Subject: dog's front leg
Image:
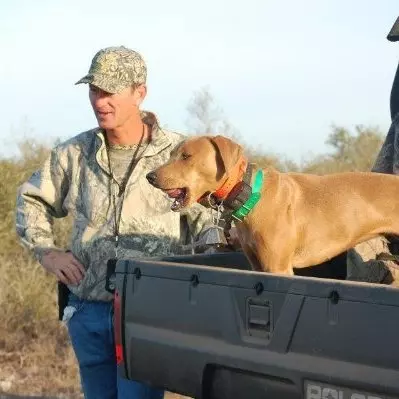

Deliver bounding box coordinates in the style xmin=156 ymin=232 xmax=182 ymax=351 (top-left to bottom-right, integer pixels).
xmin=240 ymin=244 xmax=263 ymax=272
xmin=260 ymin=253 xmax=294 ymax=276
xmin=252 ymin=232 xmax=295 ymax=276
xmin=237 ymin=221 xmax=295 ymax=275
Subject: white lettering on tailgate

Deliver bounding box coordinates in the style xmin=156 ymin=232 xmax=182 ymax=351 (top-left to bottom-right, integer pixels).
xmin=306 ymin=384 xmax=383 ymax=399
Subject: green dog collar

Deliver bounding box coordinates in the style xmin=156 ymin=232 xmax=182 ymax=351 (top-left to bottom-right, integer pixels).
xmin=231 ymin=169 xmax=264 ymax=221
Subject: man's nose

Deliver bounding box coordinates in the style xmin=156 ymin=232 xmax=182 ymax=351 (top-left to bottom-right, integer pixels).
xmin=146 ymin=171 xmax=157 ymax=185
xmin=93 ymin=95 xmax=108 ymax=109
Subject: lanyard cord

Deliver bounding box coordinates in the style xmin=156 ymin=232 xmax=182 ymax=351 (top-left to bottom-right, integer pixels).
xmin=105 ymin=124 xmax=145 ymax=257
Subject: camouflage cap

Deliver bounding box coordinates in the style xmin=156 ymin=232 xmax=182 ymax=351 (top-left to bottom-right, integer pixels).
xmin=75 ymin=46 xmax=147 ymax=93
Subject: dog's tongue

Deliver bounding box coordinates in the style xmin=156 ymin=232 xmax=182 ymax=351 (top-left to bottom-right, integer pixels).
xmin=165 ymin=188 xmax=183 ymax=198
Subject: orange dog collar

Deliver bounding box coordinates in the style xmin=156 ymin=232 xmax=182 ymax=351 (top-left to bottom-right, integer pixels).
xmin=213 ymin=156 xmax=248 ymax=201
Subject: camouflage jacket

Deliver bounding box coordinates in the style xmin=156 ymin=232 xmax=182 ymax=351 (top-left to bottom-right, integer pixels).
xmin=16 ymin=111 xmax=215 ymax=302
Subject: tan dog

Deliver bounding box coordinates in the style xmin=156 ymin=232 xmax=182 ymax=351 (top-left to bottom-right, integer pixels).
xmin=146 ymin=135 xmax=399 ymax=276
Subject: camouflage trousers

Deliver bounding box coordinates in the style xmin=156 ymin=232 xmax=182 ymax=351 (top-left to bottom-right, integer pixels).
xmin=347 ymin=236 xmax=399 ymax=286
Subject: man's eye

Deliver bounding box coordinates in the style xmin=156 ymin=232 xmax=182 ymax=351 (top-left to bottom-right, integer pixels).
xmin=182 ymin=153 xmax=191 ymax=160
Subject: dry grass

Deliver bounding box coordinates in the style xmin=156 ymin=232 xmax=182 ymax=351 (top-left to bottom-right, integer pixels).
xmin=0 ymin=141 xmax=82 ymax=397
xmin=0 ymin=252 xmax=82 ymax=398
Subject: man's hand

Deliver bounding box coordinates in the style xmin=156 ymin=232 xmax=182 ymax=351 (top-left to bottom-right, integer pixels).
xmin=41 ymin=250 xmax=86 ymax=286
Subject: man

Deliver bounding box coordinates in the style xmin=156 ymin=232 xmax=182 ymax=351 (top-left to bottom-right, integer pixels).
xmin=15 ymin=46 xmax=218 ymax=399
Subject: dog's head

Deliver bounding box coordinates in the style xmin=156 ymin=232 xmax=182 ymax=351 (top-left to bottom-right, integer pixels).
xmin=146 ymin=135 xmax=244 ymax=211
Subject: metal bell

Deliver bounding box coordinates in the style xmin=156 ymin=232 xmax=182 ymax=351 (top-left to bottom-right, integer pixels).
xmin=201 ymin=225 xmax=228 ymax=247
xmin=180 ymin=225 xmax=229 ymax=254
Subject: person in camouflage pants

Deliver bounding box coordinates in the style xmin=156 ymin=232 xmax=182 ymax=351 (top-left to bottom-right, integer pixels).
xmin=15 ymin=46 xmax=218 ymax=399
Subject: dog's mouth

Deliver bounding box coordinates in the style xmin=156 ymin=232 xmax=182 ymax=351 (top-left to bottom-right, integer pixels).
xmin=163 ymin=187 xmax=189 ymax=211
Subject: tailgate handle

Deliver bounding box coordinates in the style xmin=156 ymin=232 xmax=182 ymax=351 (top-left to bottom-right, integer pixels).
xmin=247 ymin=302 xmax=272 ymax=337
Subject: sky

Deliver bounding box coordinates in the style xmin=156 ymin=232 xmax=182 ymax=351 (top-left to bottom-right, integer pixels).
xmin=1 ymin=0 xmax=398 ymax=163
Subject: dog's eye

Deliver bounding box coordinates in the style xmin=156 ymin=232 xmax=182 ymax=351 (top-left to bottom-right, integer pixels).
xmin=181 ymin=152 xmax=191 ymax=160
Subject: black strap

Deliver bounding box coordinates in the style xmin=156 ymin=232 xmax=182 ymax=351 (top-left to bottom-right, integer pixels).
xmin=57 ymin=281 xmax=71 ymax=321
xmin=243 ymin=163 xmax=254 ymax=184
xmin=222 ymin=162 xmax=256 ymax=240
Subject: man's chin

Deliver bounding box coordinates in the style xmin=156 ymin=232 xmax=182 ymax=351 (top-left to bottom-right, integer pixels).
xmin=98 ymin=121 xmax=112 ymax=128
xmin=96 ymin=118 xmax=116 ymax=130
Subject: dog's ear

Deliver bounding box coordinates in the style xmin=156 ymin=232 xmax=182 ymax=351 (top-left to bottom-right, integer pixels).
xmin=210 ymin=135 xmax=243 ymax=176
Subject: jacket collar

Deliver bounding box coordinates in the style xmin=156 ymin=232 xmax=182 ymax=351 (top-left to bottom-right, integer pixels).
xmin=94 ymin=110 xmax=173 ymax=173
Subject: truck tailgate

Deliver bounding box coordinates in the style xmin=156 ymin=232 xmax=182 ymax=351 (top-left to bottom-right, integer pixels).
xmin=114 ymin=252 xmax=399 ymax=399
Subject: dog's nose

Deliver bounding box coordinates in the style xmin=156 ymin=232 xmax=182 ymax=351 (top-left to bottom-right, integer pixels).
xmin=146 ymin=171 xmax=157 ymax=185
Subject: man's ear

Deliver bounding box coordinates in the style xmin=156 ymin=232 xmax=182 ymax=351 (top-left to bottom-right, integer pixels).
xmin=133 ymin=84 xmax=147 ymax=107
xmin=209 ymin=135 xmax=243 ymax=177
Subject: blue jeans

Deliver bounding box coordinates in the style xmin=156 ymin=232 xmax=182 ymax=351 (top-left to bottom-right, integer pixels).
xmin=66 ymin=293 xmax=164 ymax=399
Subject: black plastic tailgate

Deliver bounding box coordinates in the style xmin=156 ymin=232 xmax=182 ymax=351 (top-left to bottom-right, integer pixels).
xmin=115 ymin=253 xmax=399 ymax=399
